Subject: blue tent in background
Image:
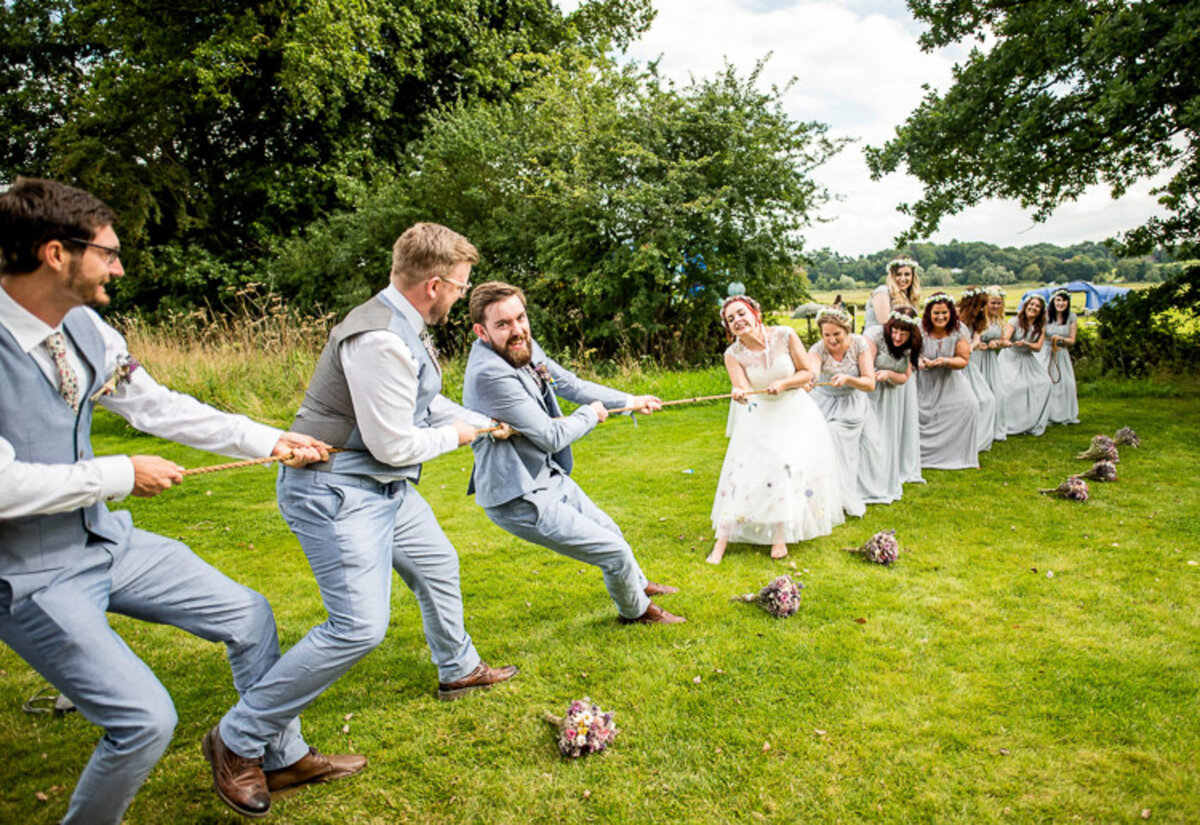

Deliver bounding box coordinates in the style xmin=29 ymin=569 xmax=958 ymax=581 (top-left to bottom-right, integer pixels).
xmin=1020 ymin=281 xmax=1131 ymax=312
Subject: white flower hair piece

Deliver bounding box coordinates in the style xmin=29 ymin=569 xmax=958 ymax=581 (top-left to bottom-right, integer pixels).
xmin=984 ymin=286 xmax=1006 ymax=297
xmin=922 ymin=292 xmax=954 ymax=308
xmin=887 ymin=256 xmax=920 ymax=273
xmin=959 ymin=287 xmax=984 ymax=300
xmin=816 ymin=306 xmax=853 ymax=327
xmin=887 ymin=310 xmax=919 ymax=327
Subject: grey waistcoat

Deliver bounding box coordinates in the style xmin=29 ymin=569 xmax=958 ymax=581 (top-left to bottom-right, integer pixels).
xmin=291 ymin=292 xmax=441 ymax=481
xmin=0 ymin=308 xmax=132 ymax=603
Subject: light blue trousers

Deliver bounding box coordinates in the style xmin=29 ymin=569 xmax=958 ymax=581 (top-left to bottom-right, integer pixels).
xmin=485 ymin=472 xmax=650 ymax=619
xmin=0 ymin=528 xmax=304 ymax=825
xmin=221 ymin=468 xmax=480 ymax=758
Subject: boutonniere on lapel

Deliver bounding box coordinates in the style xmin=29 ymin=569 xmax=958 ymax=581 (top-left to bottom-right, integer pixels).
xmin=89 ymin=353 xmax=140 ymax=402
xmin=533 ymin=362 xmax=556 ymax=388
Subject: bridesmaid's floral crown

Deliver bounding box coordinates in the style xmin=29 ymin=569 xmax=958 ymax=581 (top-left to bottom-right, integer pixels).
xmin=816 ymin=306 xmax=852 ymax=327
xmin=984 ymin=285 xmax=1006 ymax=297
xmin=887 ymin=310 xmax=919 ymax=328
xmin=922 ymin=292 xmax=954 ymax=307
xmin=1050 ymin=288 xmax=1070 ymax=301
xmin=887 ymin=256 xmax=920 ymax=274
xmin=959 ymin=287 xmax=985 ymax=300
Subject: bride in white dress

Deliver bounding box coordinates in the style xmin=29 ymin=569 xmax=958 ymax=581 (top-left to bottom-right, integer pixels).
xmin=708 ymin=296 xmax=845 ymax=563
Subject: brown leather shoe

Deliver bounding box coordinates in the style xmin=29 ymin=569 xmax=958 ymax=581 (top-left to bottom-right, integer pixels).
xmin=201 ymin=726 xmax=270 ymax=818
xmin=618 ymin=602 xmax=686 ymax=625
xmin=644 ymin=582 xmax=680 ymax=596
xmin=437 ymin=661 xmax=519 ymax=701
xmin=265 ymin=747 xmax=367 ymax=797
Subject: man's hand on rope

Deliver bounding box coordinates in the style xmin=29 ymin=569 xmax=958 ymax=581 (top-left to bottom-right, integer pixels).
xmin=272 ymin=432 xmax=331 ymax=467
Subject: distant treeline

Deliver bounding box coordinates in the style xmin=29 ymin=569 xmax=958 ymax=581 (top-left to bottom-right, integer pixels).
xmin=804 ymin=241 xmax=1181 ymax=290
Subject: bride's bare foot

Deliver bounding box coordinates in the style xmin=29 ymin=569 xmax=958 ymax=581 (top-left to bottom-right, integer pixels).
xmin=706 ymin=541 xmax=727 ymax=565
xmin=770 ymin=543 xmax=788 ymax=560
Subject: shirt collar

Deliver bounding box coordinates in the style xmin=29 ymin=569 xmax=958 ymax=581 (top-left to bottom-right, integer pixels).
xmin=381 ymin=283 xmax=426 ymax=335
xmin=0 ymin=282 xmax=58 ymax=354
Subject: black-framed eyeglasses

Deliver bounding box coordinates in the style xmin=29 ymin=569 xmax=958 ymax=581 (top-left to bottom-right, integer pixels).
xmin=437 ymin=274 xmax=471 ymax=296
xmin=63 ymin=238 xmax=121 ymax=266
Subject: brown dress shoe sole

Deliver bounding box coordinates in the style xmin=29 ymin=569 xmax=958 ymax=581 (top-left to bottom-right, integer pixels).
xmin=268 ymin=756 xmax=368 ymax=798
xmin=201 ymin=730 xmax=270 ymax=819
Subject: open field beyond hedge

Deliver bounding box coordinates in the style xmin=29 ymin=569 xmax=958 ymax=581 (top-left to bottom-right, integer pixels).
xmin=1 ymin=364 xmax=1197 ymax=823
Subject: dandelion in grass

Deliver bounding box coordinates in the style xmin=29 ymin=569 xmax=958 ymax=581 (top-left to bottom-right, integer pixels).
xmin=88 ymin=354 xmax=140 ymax=402
xmin=846 ymin=529 xmax=902 ymax=566
xmin=544 ymin=698 xmax=617 ymax=758
xmin=733 ymin=575 xmax=803 ymax=618
xmin=1039 ymin=476 xmax=1089 ymax=502
xmin=1076 ymin=460 xmax=1117 ymax=482
xmin=1075 ymin=435 xmax=1119 ymax=463
xmin=1113 ymin=427 xmax=1140 ymax=447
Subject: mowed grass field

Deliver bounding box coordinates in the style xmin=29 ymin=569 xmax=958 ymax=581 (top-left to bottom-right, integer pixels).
xmin=0 ymin=365 xmax=1197 ymax=823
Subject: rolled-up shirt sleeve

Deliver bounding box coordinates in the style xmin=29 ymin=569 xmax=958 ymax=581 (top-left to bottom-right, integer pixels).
xmin=341 ymin=331 xmax=458 ymax=467
xmin=0 ymin=436 xmax=134 ymax=518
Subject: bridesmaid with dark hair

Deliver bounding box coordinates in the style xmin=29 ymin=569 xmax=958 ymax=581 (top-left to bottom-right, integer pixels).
xmin=1045 ymin=288 xmax=1080 ymax=425
xmin=957 ymin=286 xmax=1002 ymax=449
xmin=916 ymin=293 xmax=979 ymax=470
xmin=859 ymin=307 xmax=921 ymax=504
xmin=998 ymin=294 xmax=1052 ymax=436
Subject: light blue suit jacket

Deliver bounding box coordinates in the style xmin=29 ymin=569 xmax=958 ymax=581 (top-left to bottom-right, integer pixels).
xmin=462 ymin=338 xmax=627 ymax=508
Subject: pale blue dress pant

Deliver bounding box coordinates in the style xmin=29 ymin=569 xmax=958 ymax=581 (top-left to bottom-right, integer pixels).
xmin=0 ymin=528 xmax=304 ymax=825
xmin=484 ymin=472 xmax=650 ymax=619
xmin=221 ymin=467 xmax=480 ymax=758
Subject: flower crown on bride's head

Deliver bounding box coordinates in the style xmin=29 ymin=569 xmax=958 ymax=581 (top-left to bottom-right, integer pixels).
xmin=887 ymin=310 xmax=919 ymax=328
xmin=887 ymin=256 xmax=920 ymax=274
xmin=922 ymin=292 xmax=954 ymax=307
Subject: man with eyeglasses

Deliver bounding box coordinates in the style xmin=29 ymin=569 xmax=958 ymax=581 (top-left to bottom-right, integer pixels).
xmin=0 ymin=176 xmax=364 ymax=824
xmin=213 ymin=222 xmax=518 ymax=809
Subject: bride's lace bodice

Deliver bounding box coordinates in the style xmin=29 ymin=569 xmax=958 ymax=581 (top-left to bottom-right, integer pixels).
xmin=726 ymin=326 xmax=800 ymax=391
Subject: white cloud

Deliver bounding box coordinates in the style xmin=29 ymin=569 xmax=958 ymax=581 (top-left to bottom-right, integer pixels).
xmin=556 ymin=0 xmax=1169 ymax=256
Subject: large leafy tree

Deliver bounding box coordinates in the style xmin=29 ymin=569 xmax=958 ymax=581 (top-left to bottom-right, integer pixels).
xmin=0 ymin=0 xmax=652 ymax=308
xmin=866 ymin=0 xmax=1200 ymax=257
xmin=273 ymin=53 xmax=843 ymax=363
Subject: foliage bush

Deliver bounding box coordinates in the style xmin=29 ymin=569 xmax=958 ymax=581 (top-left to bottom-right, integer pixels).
xmin=1088 ymin=264 xmax=1200 ymax=376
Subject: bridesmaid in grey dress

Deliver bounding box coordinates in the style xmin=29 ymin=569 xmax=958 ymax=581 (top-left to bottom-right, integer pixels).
xmin=1045 ymin=289 xmax=1080 ymax=425
xmin=998 ymin=294 xmax=1052 ymax=436
xmin=864 ymin=256 xmax=923 ymax=329
xmin=972 ymin=287 xmax=1009 ymax=437
xmin=810 ymin=307 xmax=876 ymax=517
xmin=957 ymin=286 xmax=1000 ymax=451
xmin=916 ymin=293 xmax=979 ymax=470
xmin=859 ymin=308 xmax=921 ymax=505
xmin=863 ymin=257 xmax=924 ymax=485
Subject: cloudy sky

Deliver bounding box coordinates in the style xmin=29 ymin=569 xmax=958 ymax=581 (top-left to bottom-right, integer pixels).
xmin=557 ymin=0 xmax=1169 ymax=257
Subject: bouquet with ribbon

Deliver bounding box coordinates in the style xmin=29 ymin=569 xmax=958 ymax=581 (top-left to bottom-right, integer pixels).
xmin=733 ymin=575 xmax=803 ymax=618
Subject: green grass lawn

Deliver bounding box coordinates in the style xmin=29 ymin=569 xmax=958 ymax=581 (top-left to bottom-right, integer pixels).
xmin=2 ymin=380 xmax=1197 ymax=823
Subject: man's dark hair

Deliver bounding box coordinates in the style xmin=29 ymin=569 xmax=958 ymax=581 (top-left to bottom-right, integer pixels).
xmin=0 ymin=178 xmax=116 ymax=275
xmin=469 ymin=281 xmax=526 ymax=326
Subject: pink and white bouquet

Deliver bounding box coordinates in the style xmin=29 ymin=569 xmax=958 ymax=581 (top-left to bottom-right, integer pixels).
xmin=1039 ymin=476 xmax=1089 ymax=502
xmin=1113 ymin=427 xmax=1140 ymax=447
xmin=733 ymin=575 xmax=803 ymax=618
xmin=545 ymin=698 xmax=618 ymax=758
xmin=1075 ymin=435 xmax=1119 ymax=463
xmin=847 ymin=529 xmax=902 ymax=566
xmin=1076 ymin=460 xmax=1117 ymax=482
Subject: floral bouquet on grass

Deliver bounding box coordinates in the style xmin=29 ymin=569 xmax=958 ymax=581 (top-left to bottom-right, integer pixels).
xmin=543 ymin=698 xmax=617 ymax=758
xmin=1076 ymin=460 xmax=1117 ymax=482
xmin=846 ymin=529 xmax=902 ymax=566
xmin=1039 ymin=476 xmax=1089 ymax=502
xmin=1113 ymin=427 xmax=1140 ymax=447
xmin=1075 ymin=434 xmax=1119 ymax=463
xmin=732 ymin=575 xmax=803 ymax=618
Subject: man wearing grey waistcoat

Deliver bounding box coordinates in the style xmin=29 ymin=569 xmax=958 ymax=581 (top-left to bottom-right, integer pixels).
xmin=463 ymin=281 xmax=685 ymax=625
xmin=0 ymin=177 xmax=359 ymax=824
xmin=213 ymin=224 xmax=518 ymax=813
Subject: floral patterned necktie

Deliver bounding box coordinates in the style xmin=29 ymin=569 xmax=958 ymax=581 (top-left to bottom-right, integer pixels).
xmin=45 ymin=332 xmax=80 ymax=412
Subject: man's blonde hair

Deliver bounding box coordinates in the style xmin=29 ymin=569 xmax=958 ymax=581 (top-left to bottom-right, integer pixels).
xmin=390 ymin=222 xmax=479 ymax=289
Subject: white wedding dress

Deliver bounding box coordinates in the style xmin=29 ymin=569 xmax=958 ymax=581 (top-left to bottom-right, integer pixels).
xmin=711 ymin=327 xmax=845 ymax=544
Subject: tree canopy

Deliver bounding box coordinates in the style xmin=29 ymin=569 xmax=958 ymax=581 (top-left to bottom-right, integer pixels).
xmin=273 ymin=53 xmax=843 ymax=362
xmin=865 ymin=0 xmax=1200 ymax=258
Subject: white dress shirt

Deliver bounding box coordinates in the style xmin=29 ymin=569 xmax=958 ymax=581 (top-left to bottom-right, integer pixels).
xmin=343 ymin=285 xmax=488 ymax=471
xmin=0 ymin=285 xmax=281 ymax=519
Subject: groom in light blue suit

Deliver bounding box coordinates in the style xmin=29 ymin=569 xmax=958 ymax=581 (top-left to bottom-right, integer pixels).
xmin=462 ymin=282 xmax=684 ymax=625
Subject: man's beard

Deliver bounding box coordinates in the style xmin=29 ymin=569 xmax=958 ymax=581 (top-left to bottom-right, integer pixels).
xmin=496 ymin=335 xmax=532 ymax=368
xmin=68 ymin=257 xmax=109 ymax=308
